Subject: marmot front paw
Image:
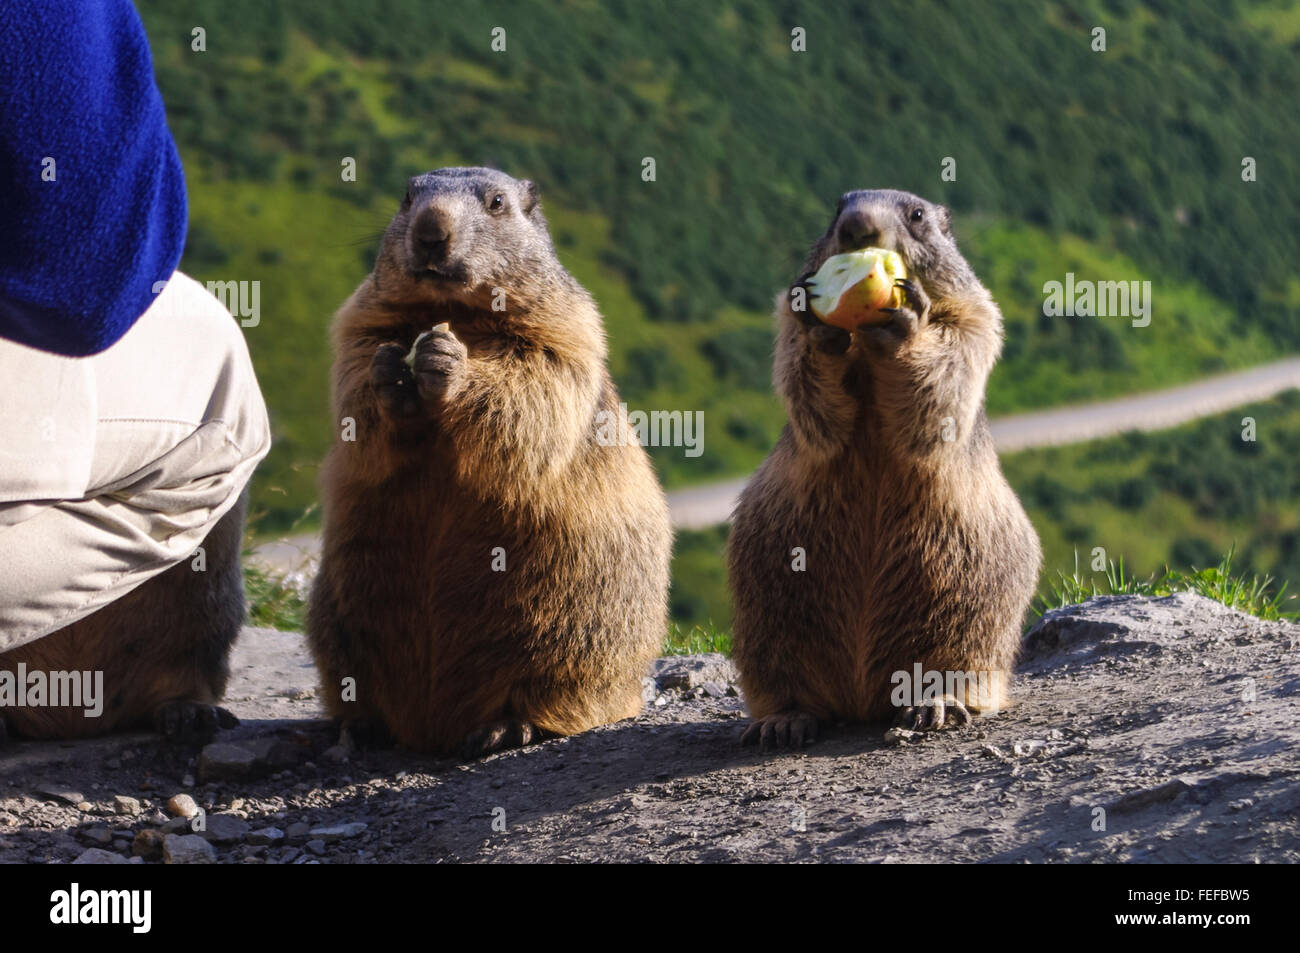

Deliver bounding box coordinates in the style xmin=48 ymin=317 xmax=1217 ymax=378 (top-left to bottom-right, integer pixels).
xmin=371 ymin=342 xmax=422 ymax=417
xmin=153 ymin=700 xmax=239 ymax=744
xmin=783 ymin=281 xmax=852 ymax=356
xmin=409 ymin=324 xmax=468 ymax=405
xmin=860 ymin=277 xmax=930 ymax=356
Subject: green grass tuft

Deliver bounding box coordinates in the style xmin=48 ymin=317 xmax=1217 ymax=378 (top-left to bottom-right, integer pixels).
xmin=242 ymin=561 xmax=309 ymax=631
xmin=1033 ymin=546 xmax=1298 ymax=624
xmin=663 ymin=620 xmax=732 ymax=656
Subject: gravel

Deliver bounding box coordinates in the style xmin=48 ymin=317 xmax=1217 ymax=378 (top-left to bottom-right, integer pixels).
xmin=1 ymin=593 xmax=1295 ymax=863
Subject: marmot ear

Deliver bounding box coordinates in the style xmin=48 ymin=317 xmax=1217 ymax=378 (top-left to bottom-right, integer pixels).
xmin=938 ymin=204 xmax=952 ymax=236
xmin=521 ymin=180 xmax=540 ymax=215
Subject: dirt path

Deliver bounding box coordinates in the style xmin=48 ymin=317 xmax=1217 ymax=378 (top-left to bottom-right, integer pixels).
xmin=1 ymin=593 xmax=1296 ymax=863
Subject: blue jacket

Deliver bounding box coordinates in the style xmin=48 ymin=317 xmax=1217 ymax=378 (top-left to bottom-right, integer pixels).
xmin=0 ymin=0 xmax=186 ymax=357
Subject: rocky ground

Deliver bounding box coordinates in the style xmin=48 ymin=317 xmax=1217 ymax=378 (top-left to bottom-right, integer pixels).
xmin=1 ymin=592 xmax=1297 ymax=864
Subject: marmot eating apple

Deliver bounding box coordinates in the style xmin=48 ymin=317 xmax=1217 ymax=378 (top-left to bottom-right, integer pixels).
xmin=728 ymin=189 xmax=1041 ymax=747
xmin=307 ymin=167 xmax=671 ymax=758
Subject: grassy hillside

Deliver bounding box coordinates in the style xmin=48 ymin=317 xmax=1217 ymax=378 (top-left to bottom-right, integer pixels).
xmin=134 ymin=0 xmax=1300 ymax=528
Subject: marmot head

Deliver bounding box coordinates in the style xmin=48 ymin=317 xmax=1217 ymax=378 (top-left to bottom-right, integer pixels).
xmin=797 ymin=189 xmax=977 ymax=302
xmin=372 ymin=167 xmax=561 ymax=307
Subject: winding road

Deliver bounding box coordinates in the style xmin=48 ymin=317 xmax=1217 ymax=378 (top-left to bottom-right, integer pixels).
xmin=253 ymin=356 xmax=1300 ymax=568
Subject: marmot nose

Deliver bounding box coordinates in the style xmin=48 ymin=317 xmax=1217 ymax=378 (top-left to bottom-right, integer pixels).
xmin=411 ymin=212 xmax=452 ymax=265
xmin=836 ymin=208 xmax=881 ymax=250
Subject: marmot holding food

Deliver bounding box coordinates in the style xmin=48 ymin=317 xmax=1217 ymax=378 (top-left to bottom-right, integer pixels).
xmin=307 ymin=167 xmax=671 ymax=758
xmin=728 ymin=189 xmax=1041 ymax=747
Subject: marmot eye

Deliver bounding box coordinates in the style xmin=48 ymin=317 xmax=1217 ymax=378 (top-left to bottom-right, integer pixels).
xmin=489 ymin=194 xmax=505 ymax=212
xmin=910 ymin=207 xmax=924 ymax=223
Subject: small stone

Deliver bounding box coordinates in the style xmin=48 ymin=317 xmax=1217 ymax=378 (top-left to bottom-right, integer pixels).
xmin=651 ymin=654 xmax=740 ymax=692
xmin=309 ymin=822 xmax=367 ymax=842
xmin=1012 ymin=739 xmax=1047 ymax=757
xmin=247 ymin=827 xmax=285 ymax=846
xmin=132 ymin=829 xmax=166 ymax=860
xmin=1109 ymin=779 xmax=1194 ymax=815
xmin=229 ymin=798 xmax=246 ymax=812
xmin=883 ymin=727 xmax=921 ymax=746
xmin=161 ymin=817 xmax=190 ymax=834
xmin=167 ymin=794 xmax=200 ymax=819
xmin=981 ymin=744 xmax=1006 ymax=759
xmin=280 ymin=847 xmax=302 ymax=863
xmin=322 ymin=745 xmax=350 ymax=763
xmin=37 ymin=785 xmax=84 ymax=805
xmin=75 ymin=801 xmax=93 ymax=812
xmin=305 ymin=839 xmax=327 ymax=856
xmin=181 ymin=774 xmax=195 ymax=788
xmin=285 ymin=822 xmax=312 ymax=841
xmin=201 ymin=814 xmax=250 ymax=844
xmin=699 ymin=681 xmax=728 ymax=699
xmin=163 ymin=833 xmax=217 ymax=864
xmin=113 ymin=795 xmax=141 ymax=816
xmin=199 ymin=742 xmax=258 ymax=781
xmin=72 ymin=847 xmax=129 ymax=865
xmin=80 ymin=827 xmax=114 ymax=845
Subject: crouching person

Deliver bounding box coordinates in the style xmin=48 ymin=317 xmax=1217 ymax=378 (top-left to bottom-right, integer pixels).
xmin=0 ymin=0 xmax=271 ymax=742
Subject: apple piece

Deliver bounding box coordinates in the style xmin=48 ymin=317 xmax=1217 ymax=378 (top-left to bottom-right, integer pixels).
xmin=404 ymin=322 xmax=451 ymax=369
xmin=806 ymin=247 xmax=907 ymax=329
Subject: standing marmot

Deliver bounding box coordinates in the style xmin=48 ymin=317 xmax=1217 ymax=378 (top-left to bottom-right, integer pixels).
xmin=307 ymin=167 xmax=671 ymax=758
xmin=728 ymin=189 xmax=1041 ymax=747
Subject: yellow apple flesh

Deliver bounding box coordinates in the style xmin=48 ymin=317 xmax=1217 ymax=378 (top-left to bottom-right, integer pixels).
xmin=807 ymin=248 xmax=907 ymax=329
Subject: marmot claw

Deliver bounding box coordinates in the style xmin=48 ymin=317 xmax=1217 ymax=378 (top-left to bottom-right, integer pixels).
xmin=894 ymin=276 xmax=931 ymax=319
xmin=892 ymin=694 xmax=972 ymax=732
xmin=153 ymin=700 xmax=238 ymax=743
xmin=461 ymin=718 xmax=544 ymax=760
xmin=741 ymin=710 xmax=819 ymax=750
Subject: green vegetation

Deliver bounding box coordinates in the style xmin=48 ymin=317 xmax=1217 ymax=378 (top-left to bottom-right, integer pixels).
xmin=132 ymin=0 xmax=1300 ymax=529
xmin=242 ymin=561 xmax=309 ymax=631
xmin=1036 ymin=548 xmax=1296 ymax=622
xmin=664 ymin=621 xmax=733 ymax=657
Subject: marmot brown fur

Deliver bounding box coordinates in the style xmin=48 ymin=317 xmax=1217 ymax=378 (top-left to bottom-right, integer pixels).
xmin=306 ymin=167 xmax=671 ymax=758
xmin=728 ymin=189 xmax=1041 ymax=747
xmin=0 ymin=491 xmax=246 ymax=743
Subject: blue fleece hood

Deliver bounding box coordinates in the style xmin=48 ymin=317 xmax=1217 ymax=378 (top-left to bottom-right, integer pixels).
xmin=0 ymin=0 xmax=187 ymax=357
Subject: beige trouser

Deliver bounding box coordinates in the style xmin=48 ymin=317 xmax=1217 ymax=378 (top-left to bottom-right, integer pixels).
xmin=0 ymin=271 xmax=271 ymax=652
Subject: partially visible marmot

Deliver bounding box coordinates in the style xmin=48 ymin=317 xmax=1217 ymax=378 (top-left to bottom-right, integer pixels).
xmin=728 ymin=189 xmax=1041 ymax=747
xmin=307 ymin=167 xmax=671 ymax=758
xmin=0 ymin=491 xmax=246 ymax=743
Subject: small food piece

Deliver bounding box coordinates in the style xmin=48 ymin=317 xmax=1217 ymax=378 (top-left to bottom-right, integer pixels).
xmin=404 ymin=322 xmax=451 ymax=369
xmin=806 ymin=247 xmax=907 ymax=329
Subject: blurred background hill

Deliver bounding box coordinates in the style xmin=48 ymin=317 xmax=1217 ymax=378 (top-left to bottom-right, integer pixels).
xmin=134 ymin=0 xmax=1300 ymax=629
